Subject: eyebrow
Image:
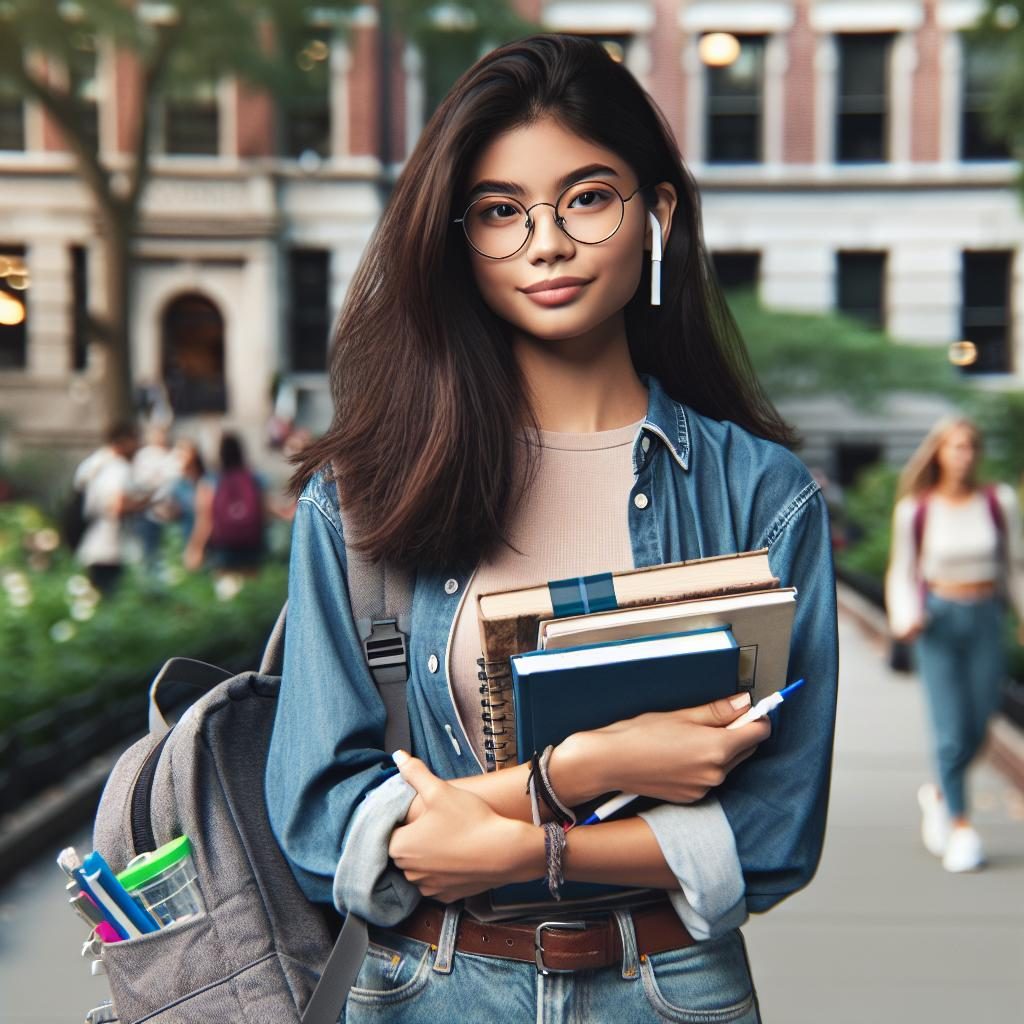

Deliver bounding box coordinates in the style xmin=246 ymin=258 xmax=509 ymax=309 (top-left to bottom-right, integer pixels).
xmin=465 ymin=163 xmax=623 ymax=204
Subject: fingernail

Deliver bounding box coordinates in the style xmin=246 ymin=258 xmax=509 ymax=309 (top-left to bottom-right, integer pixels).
xmin=392 ymin=749 xmax=410 ymax=766
xmin=730 ymin=692 xmax=752 ymax=710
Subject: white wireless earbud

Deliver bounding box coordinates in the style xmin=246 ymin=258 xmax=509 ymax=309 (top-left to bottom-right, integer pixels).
xmin=647 ymin=211 xmax=663 ymax=306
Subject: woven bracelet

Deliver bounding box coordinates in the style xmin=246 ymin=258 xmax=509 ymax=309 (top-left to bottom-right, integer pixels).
xmin=542 ymin=820 xmax=566 ymax=900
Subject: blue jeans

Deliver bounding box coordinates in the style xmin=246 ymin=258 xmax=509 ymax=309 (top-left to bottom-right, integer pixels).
xmin=343 ymin=906 xmax=761 ymax=1024
xmin=915 ymin=593 xmax=1006 ymax=818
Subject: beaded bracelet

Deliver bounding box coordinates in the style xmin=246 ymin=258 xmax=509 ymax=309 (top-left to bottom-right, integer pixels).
xmin=542 ymin=820 xmax=566 ymax=900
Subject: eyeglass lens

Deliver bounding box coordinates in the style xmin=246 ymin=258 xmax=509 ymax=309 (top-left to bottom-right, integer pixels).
xmin=462 ymin=181 xmax=627 ymax=259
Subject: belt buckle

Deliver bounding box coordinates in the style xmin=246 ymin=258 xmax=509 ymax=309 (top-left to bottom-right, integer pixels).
xmin=534 ymin=920 xmax=587 ymax=975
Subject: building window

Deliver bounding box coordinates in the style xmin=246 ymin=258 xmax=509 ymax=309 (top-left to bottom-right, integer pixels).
xmin=289 ymin=249 xmax=331 ymax=372
xmin=836 ymin=34 xmax=892 ymax=163
xmin=164 ymin=80 xmax=220 ymax=155
xmin=960 ymin=35 xmax=1011 ymax=161
xmin=712 ymin=251 xmax=761 ymax=290
xmin=68 ymin=33 xmax=100 ymax=154
xmin=71 ymin=245 xmax=89 ymax=372
xmin=960 ymin=251 xmax=1012 ymax=374
xmin=835 ymin=441 xmax=882 ymax=489
xmin=837 ymin=251 xmax=886 ymax=329
xmin=705 ymin=35 xmax=765 ymax=164
xmin=0 ymin=247 xmax=28 ymax=370
xmin=0 ymin=84 xmax=25 ymax=151
xmin=162 ymin=293 xmax=227 ymax=413
xmin=284 ymin=29 xmax=332 ymax=159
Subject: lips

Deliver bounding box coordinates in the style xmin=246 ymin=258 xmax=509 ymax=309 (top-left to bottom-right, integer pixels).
xmin=521 ymin=276 xmax=592 ymax=294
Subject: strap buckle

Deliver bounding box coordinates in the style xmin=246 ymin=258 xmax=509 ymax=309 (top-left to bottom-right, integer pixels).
xmin=363 ymin=618 xmax=408 ymax=680
xmin=534 ymin=920 xmax=586 ymax=975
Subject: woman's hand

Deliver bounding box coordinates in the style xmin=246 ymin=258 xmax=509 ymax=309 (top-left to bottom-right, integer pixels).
xmin=553 ymin=693 xmax=771 ymax=806
xmin=389 ymin=752 xmax=543 ymax=903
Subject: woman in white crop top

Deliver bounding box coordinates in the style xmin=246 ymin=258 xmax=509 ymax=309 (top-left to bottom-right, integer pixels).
xmin=885 ymin=417 xmax=1024 ymax=873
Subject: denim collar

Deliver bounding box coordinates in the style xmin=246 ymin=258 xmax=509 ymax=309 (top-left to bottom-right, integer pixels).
xmin=638 ymin=373 xmax=691 ymax=472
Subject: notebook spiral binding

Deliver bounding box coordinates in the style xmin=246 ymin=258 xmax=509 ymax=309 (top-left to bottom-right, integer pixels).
xmin=478 ymin=656 xmax=513 ymax=770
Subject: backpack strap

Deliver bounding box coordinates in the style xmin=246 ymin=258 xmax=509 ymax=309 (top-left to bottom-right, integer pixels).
xmin=300 ymin=914 xmax=369 ymax=1024
xmin=332 ymin=463 xmax=414 ymax=754
xmin=299 ymin=468 xmax=415 ymax=1023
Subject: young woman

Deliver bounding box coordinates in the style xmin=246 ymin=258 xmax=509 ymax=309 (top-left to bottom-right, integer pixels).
xmin=267 ymin=35 xmax=838 ymax=1023
xmin=886 ymin=417 xmax=1023 ymax=873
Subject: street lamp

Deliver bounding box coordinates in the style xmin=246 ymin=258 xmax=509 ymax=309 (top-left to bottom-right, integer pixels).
xmin=699 ymin=32 xmax=741 ymax=68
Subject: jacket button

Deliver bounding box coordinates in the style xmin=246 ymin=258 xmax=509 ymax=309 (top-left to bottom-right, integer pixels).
xmin=641 ymin=437 xmax=651 ymax=453
xmin=633 ymin=493 xmax=649 ymax=510
xmin=427 ymin=654 xmax=439 ymax=674
xmin=444 ymin=578 xmax=459 ymax=595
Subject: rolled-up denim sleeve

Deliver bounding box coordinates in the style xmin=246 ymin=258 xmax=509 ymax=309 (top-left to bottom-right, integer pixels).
xmin=264 ymin=480 xmax=420 ymax=923
xmin=720 ymin=486 xmax=839 ymax=913
xmin=637 ymin=798 xmax=748 ymax=940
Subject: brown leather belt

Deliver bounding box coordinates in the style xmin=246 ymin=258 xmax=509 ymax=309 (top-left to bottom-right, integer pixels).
xmin=388 ymin=899 xmax=695 ymax=974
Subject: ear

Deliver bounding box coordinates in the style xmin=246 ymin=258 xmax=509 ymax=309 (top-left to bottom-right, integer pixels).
xmin=645 ymin=182 xmax=678 ymax=252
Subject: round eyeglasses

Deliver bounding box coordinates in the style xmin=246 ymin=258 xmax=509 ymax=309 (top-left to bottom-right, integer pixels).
xmin=453 ymin=180 xmax=647 ymax=260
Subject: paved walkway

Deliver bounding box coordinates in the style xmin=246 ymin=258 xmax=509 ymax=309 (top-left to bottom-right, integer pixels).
xmin=744 ymin=596 xmax=1024 ymax=1022
xmin=1 ymin=598 xmax=1022 ymax=1022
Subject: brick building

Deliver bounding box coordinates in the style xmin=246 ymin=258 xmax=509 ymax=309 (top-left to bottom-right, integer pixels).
xmin=0 ymin=0 xmax=1020 ymax=478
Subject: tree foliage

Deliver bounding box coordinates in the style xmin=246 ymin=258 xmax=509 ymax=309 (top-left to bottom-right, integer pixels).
xmin=727 ymin=290 xmax=967 ymax=408
xmin=970 ymin=1 xmax=1024 ymax=187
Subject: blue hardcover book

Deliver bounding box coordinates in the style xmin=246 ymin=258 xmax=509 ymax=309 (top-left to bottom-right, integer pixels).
xmin=510 ymin=625 xmax=740 ymax=765
xmin=487 ymin=626 xmax=739 ymax=910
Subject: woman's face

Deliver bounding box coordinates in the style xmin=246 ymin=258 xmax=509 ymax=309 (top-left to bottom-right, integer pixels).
xmin=935 ymin=424 xmax=980 ymax=484
xmin=460 ymin=116 xmax=675 ymax=345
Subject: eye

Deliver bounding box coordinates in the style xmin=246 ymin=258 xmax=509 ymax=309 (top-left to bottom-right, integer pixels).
xmin=478 ymin=201 xmax=522 ymax=222
xmin=567 ymin=188 xmax=613 ymax=210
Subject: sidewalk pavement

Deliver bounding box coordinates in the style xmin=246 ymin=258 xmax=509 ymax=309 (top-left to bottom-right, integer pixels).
xmin=744 ymin=585 xmax=1024 ymax=1023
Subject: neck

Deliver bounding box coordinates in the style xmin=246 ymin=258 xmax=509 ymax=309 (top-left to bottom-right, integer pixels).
xmin=512 ymin=314 xmax=648 ymax=432
xmin=933 ymin=477 xmax=975 ymax=499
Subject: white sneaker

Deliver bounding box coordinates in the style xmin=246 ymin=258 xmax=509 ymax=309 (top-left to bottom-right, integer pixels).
xmin=917 ymin=783 xmax=950 ymax=857
xmin=943 ymin=826 xmax=985 ymax=873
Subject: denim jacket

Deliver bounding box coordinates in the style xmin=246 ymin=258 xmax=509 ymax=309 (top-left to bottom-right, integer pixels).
xmin=265 ymin=374 xmax=838 ymax=939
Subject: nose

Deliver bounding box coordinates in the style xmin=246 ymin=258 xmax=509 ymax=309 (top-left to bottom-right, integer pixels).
xmin=524 ymin=202 xmax=575 ymax=264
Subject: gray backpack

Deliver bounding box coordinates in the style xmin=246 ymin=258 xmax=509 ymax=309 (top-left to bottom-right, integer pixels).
xmin=89 ymin=491 xmax=412 ymax=1024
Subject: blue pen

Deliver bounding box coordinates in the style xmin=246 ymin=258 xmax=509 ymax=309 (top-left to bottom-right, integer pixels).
xmin=580 ymin=680 xmax=808 ymax=826
xmin=725 ymin=678 xmax=805 ymax=730
xmin=81 ymin=851 xmax=160 ymax=935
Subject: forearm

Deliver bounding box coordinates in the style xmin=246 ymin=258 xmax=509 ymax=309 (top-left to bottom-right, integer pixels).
xmin=563 ymin=816 xmax=678 ymax=889
xmin=443 ymin=736 xmax=607 ymax=823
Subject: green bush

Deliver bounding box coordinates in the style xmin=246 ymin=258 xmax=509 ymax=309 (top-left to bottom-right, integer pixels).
xmin=0 ymin=502 xmax=287 ymax=733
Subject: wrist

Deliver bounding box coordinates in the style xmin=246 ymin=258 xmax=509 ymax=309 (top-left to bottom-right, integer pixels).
xmin=502 ymin=819 xmax=547 ymax=883
xmin=548 ymin=731 xmax=614 ymax=806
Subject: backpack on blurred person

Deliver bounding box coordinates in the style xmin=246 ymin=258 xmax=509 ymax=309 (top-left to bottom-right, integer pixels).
xmin=87 ymin=466 xmax=411 ymax=1024
xmin=210 ymin=467 xmax=264 ymax=550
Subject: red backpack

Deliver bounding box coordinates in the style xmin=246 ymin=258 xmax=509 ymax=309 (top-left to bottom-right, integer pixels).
xmin=210 ymin=469 xmax=263 ymax=549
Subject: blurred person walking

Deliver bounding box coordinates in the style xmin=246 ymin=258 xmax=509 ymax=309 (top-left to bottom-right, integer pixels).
xmin=132 ymin=423 xmax=178 ymax=565
xmin=885 ymin=417 xmax=1024 ymax=872
xmin=154 ymin=438 xmax=208 ymax=546
xmin=72 ymin=422 xmax=146 ymax=594
xmin=184 ymin=432 xmax=266 ymax=573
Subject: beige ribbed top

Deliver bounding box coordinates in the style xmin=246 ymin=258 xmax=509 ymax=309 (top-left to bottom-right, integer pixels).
xmin=449 ymin=418 xmax=644 ymax=767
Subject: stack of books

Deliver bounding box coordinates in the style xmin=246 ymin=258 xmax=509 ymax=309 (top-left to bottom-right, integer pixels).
xmin=475 ymin=549 xmax=796 ymax=771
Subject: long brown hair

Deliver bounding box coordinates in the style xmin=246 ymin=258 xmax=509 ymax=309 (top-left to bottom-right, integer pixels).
xmin=293 ymin=34 xmax=795 ymax=572
xmin=896 ymin=416 xmax=982 ymax=500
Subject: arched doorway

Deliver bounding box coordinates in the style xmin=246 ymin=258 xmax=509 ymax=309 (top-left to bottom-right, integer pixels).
xmin=161 ymin=292 xmax=227 ymax=415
